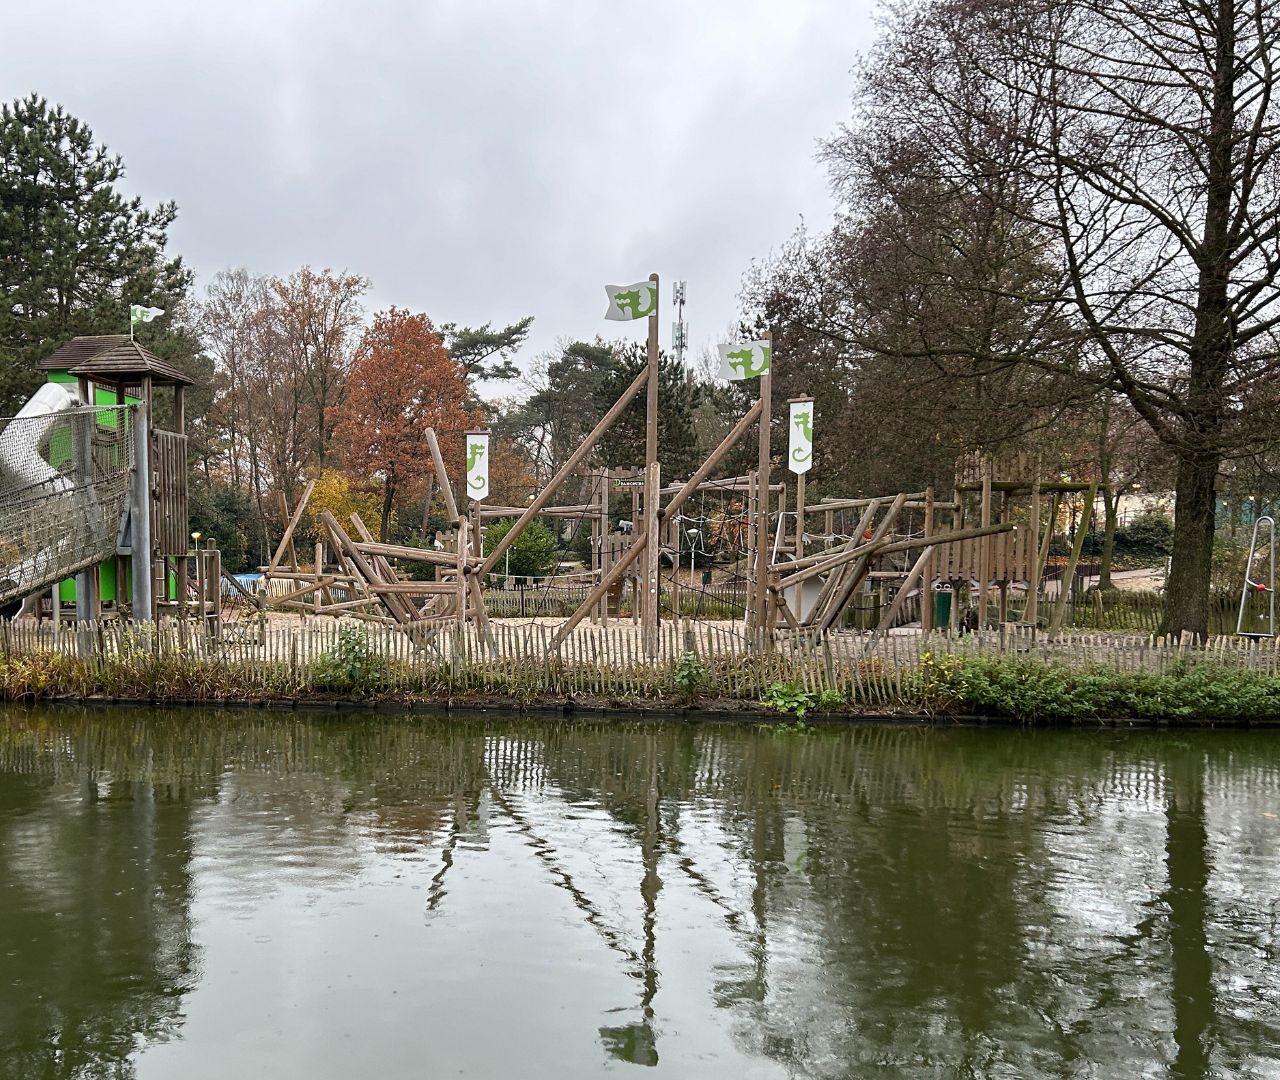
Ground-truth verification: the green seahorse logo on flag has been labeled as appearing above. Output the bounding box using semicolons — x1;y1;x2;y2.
717;340;771;381
788;399;813;474
604;280;658;321
466;432;489;500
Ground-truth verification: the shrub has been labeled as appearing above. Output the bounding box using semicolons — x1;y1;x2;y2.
673;652;707;701
762;680;815;719
481;517;559;580
1115;510;1174;560
311;624;389;693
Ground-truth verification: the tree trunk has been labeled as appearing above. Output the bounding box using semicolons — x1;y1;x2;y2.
1162;450;1219;638
379;477;395;544
1099;489;1118;591
421;475;436;541
1161;0;1234;640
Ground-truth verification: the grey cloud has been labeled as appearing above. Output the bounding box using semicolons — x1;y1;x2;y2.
1;0;874;379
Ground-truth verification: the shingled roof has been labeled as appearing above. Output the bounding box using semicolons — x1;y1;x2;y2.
38;335;194;387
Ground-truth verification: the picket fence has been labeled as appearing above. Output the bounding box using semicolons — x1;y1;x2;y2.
5;615;1280;705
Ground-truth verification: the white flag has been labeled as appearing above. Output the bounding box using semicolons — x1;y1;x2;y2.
717;339;771;380
130;304;165;326
788;400;814;474
604;281;658;321
466;432;490;501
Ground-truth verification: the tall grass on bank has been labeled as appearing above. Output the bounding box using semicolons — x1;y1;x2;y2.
3;629;1280;723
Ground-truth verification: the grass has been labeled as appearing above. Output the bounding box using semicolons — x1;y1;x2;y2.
4;640;1280;725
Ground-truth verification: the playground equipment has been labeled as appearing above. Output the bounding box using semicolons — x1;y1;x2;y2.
0;335;192;623
1236;515;1275;638
250;367;1093;653
236;274;1099;652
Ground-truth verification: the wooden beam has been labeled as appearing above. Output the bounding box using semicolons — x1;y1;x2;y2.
641;462;661;657
264;577;340;607
353;539;476;566
752;350;772;639
265;479;315;576
922;488;935;633
777;522;1013;593
319;511;418;626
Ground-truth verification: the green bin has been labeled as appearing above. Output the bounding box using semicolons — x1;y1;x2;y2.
932;590;951;628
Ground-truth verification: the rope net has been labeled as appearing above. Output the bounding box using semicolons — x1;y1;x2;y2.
0;405;134;605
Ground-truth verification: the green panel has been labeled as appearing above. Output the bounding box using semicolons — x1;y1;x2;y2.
99;560;118;603
57;564;120;605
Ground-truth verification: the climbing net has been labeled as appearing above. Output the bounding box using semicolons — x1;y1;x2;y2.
0;406;133;605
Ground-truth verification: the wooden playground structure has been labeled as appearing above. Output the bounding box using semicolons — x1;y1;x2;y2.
236;275;1102;653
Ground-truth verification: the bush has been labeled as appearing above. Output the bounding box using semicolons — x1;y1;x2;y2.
312;624;389;693
904;651;1280;722
762;680;815;718
481;517;559;580
673;651;707;701
1114;510;1174;560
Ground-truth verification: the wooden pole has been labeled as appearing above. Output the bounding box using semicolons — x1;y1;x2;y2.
265;479;316;576
456;518;469;626
642;462;661;658
979;459;992;628
645;272;660;467
129;403;153;621
1047;481;1098;637
795;471;806;558
598;467;609;623
744;469;756;628
922;487;935;633
643;272;660;639
424;426;491;630
867;544;935;649
815;492;909;631
1027;475;1042;628
752;335;772;640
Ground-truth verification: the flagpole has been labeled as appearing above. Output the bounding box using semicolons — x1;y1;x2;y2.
642;271;660;657
753;330;773;643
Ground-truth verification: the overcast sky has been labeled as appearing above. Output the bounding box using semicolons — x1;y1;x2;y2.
2;0;874;395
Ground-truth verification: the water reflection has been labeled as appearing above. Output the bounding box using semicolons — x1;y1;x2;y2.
0;709;1278;1078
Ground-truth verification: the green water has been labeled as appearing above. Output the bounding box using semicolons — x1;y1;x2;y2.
0;708;1277;1079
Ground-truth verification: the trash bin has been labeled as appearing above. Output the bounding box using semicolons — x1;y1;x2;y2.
933;589;952;628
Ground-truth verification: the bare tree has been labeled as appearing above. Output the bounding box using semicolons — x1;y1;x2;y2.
271;267;368;473
759;0;1280;634
988;0;1280;633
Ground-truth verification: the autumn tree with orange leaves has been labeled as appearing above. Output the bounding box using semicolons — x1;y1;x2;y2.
332;308;476;541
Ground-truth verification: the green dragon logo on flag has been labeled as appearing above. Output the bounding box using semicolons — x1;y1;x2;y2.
614;288;656;319
604;281;658;321
717;340;771;380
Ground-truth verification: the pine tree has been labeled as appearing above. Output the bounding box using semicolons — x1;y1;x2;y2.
0;94;191;411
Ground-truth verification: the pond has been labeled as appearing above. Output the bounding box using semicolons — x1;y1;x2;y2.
0;707;1277;1079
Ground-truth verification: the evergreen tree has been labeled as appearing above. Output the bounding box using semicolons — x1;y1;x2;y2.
0;94;191;411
